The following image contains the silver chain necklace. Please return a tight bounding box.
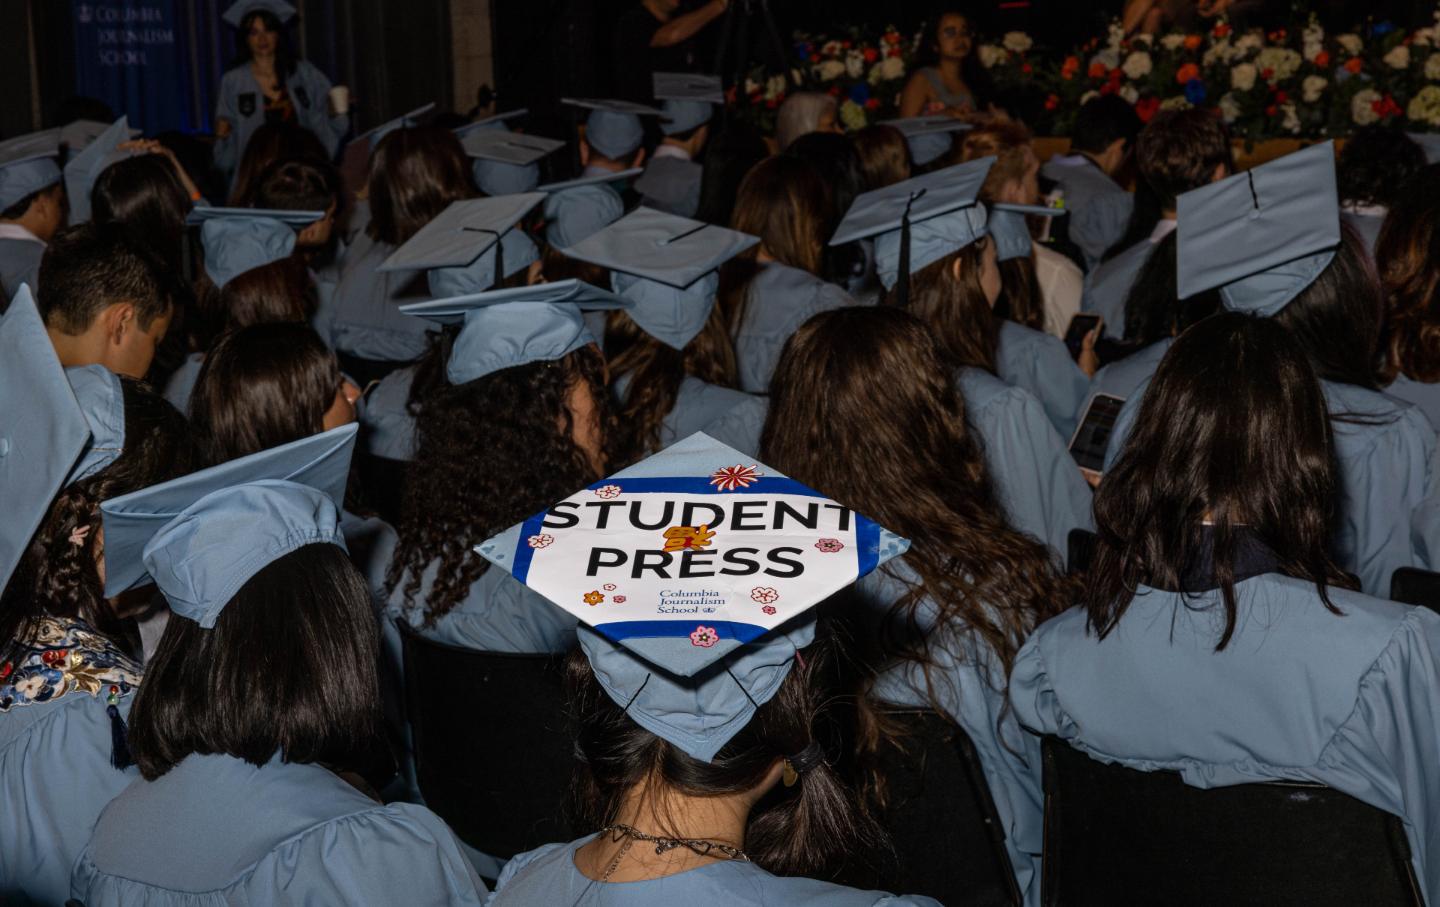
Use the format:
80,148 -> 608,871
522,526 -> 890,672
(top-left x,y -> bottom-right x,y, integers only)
597,823 -> 751,881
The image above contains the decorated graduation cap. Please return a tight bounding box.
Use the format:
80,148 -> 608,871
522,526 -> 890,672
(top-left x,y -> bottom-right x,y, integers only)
1177,141 -> 1339,318
100,425 -> 355,627
222,0 -> 296,28
462,130 -> 564,196
882,116 -> 973,167
63,117 -> 142,225
539,168 -> 643,249
988,202 -> 1064,263
654,73 -> 722,136
378,194 -> 544,296
561,207 -> 757,350
832,157 -> 994,300
400,279 -> 630,385
0,129 -> 62,212
189,206 -> 323,289
565,98 -> 664,160
0,288 -> 120,593
477,431 -> 909,762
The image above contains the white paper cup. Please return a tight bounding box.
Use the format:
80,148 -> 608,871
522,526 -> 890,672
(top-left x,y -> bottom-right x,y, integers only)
328,85 -> 350,115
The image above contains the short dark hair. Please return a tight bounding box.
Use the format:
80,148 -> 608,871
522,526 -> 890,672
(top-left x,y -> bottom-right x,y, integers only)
1338,125 -> 1426,209
1274,223 -> 1383,388
92,154 -> 192,272
367,125 -> 475,246
1121,231 -> 1221,345
1135,108 -> 1232,209
1,183 -> 61,221
254,156 -> 339,213
1071,95 -> 1142,155
38,222 -> 173,334
127,543 -> 384,780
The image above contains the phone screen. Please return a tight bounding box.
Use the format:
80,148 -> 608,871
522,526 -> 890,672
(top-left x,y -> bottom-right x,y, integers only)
1065,314 -> 1101,359
1069,393 -> 1125,474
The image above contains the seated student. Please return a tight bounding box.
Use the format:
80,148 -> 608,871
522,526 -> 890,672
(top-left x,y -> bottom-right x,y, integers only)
227,121 -> 330,208
1338,125 -> 1425,259
636,73 -> 718,219
164,207 -> 323,413
456,114 -> 563,199
326,125 -> 475,383
787,131 -> 873,296
1012,312 -> 1440,905
775,91 -> 841,152
1379,163 -> 1440,431
75,429 -> 487,906
569,99 -> 657,178
0,289 -> 191,907
960,122 -> 1087,343
88,138 -> 195,277
0,131 -> 66,305
474,433 -> 937,906
722,155 -> 856,394
764,306 -> 1071,904
853,124 -> 911,191
830,160 -> 1092,557
38,222 -> 176,380
694,123 -> 769,228
560,207 -> 767,458
1104,143 -> 1435,597
1040,96 -> 1140,272
887,115 -> 970,175
1085,108 -> 1230,342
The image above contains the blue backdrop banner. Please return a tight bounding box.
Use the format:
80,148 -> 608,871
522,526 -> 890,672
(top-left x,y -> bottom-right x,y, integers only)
73,0 -> 189,133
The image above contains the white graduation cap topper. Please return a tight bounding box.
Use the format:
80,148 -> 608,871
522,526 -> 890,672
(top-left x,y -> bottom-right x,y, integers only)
479,432 -> 910,676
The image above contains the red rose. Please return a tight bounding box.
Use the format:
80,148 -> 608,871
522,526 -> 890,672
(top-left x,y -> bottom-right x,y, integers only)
865,98 -> 879,110
1213,22 -> 1232,38
1089,61 -> 1109,79
863,47 -> 878,63
1265,104 -> 1278,116
1135,97 -> 1161,123
1175,62 -> 1201,84
1022,63 -> 1033,74
1044,93 -> 1060,111
1313,50 -> 1330,68
1344,57 -> 1363,74
1273,89 -> 1288,104
1184,34 -> 1203,50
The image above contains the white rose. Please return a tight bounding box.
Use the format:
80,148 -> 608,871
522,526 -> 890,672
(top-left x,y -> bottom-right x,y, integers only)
1384,45 -> 1411,70
1352,88 -> 1382,125
839,99 -> 868,131
1160,96 -> 1192,111
979,45 -> 1008,69
1132,33 -> 1154,47
1120,84 -> 1140,104
815,60 -> 846,81
1080,90 -> 1100,105
1415,27 -> 1435,48
1337,33 -> 1363,56
1302,75 -> 1328,103
1107,20 -> 1125,51
1218,92 -> 1242,123
821,41 -> 843,57
1161,34 -> 1186,51
744,78 -> 760,95
1203,39 -> 1234,67
1408,85 -> 1440,126
1091,49 -> 1120,70
1302,23 -> 1325,46
1255,47 -> 1302,81
879,56 -> 905,81
1122,51 -> 1153,80
1003,31 -> 1033,53
765,75 -> 787,101
1281,102 -> 1301,134
846,50 -> 866,79
1427,53 -> 1440,80
1231,62 -> 1258,91
1234,33 -> 1263,54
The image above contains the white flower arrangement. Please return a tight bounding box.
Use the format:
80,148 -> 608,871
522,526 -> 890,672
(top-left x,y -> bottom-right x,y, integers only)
1231,62 -> 1258,91
1383,45 -> 1412,70
1160,96 -> 1192,111
1203,38 -> 1235,67
1408,85 -> 1440,126
1351,88 -> 1382,125
1119,84 -> 1140,104
845,49 -> 866,79
1218,92 -> 1242,123
1122,50 -> 1153,80
1234,33 -> 1264,54
1002,31 -> 1033,53
1427,53 -> 1440,81
1281,102 -> 1301,133
815,59 -> 846,81
1336,33 -> 1364,56
839,98 -> 869,131
1161,33 -> 1187,51
1302,74 -> 1328,103
1254,47 -> 1302,81
979,44 -> 1008,69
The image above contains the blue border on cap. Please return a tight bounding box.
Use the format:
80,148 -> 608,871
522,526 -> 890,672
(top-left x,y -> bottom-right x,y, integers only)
593,619 -> 769,643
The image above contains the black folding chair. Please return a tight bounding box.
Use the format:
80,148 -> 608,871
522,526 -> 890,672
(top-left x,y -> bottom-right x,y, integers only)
1390,567 -> 1440,616
861,708 -> 1022,907
398,623 -> 577,859
1066,528 -> 1097,577
1041,737 -> 1423,906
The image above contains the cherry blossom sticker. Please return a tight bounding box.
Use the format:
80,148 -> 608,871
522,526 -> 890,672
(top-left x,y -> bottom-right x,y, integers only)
690,626 -> 719,648
762,605 -> 777,615
583,591 -> 605,606
709,465 -> 762,492
612,595 -> 627,604
527,533 -> 555,549
593,484 -> 622,499
603,583 -> 617,591
815,538 -> 845,553
750,587 -> 780,605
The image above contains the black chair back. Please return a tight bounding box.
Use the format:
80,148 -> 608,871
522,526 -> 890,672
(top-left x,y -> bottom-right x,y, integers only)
864,708 -> 1022,907
1066,528 -> 1097,576
357,453 -> 411,527
1041,737 -> 1423,907
1391,567 -> 1440,615
398,622 -> 577,859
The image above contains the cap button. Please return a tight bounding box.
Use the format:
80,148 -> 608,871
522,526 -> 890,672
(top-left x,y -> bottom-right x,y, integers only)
0,437 -> 10,457
1248,209 -> 1262,221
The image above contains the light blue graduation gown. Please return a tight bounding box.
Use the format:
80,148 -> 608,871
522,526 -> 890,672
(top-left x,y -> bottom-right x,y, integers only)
0,238 -> 43,305
1076,336 -> 1172,425
1,618 -> 140,907
72,753 -> 487,905
958,367 -> 1092,559
1409,443 -> 1440,573
995,320 -> 1088,440
1104,379 -> 1436,596
856,565 -> 1043,906
162,352 -> 205,415
487,834 -> 943,906
1039,156 -> 1134,272
635,156 -> 703,219
1341,210 -> 1385,261
613,372 -> 767,458
212,60 -> 349,174
733,262 -> 855,394
359,363 -> 419,461
1010,574 -> 1440,904
1081,235 -> 1160,341
326,231 -> 436,362
1388,374 -> 1440,433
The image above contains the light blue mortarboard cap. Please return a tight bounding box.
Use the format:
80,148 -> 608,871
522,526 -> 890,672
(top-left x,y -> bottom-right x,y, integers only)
63,117 -> 141,225
654,73 -> 723,136
453,109 -> 529,139
0,130 -> 62,212
988,202 -> 1065,263
882,116 -> 973,167
400,279 -> 630,384
832,157 -> 994,292
64,365 -> 126,486
191,207 -> 323,289
348,102 -> 438,153
560,207 -> 756,349
462,130 -> 564,197
1177,141 -> 1339,318
222,0 -> 296,28
539,168 -> 642,249
566,98 -> 663,160
1408,132 -> 1440,165
477,431 -> 910,762
378,194 -> 544,295
0,287 -> 92,592
100,425 -> 356,626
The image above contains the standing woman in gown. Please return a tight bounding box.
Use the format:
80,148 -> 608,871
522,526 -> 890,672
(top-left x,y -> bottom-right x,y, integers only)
213,0 -> 349,181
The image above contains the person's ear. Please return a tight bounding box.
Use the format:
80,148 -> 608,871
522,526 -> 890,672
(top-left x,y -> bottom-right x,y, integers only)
296,221 -> 324,245
951,256 -> 964,283
692,124 -> 710,154
1211,161 -> 1228,184
1106,137 -> 1127,167
633,147 -> 647,168
578,140 -> 592,166
526,258 -> 545,286
102,301 -> 137,347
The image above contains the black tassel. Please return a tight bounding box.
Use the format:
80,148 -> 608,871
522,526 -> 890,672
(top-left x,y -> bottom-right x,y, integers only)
894,189 -> 926,309
108,703 -> 133,770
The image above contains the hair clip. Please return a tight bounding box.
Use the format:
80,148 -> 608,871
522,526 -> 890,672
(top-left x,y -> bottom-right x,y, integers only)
69,524 -> 93,547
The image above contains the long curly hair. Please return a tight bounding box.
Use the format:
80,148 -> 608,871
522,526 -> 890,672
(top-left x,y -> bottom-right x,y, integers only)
1,378 -> 192,663
605,308 -> 738,462
386,342 -> 618,625
1377,163 -> 1440,384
